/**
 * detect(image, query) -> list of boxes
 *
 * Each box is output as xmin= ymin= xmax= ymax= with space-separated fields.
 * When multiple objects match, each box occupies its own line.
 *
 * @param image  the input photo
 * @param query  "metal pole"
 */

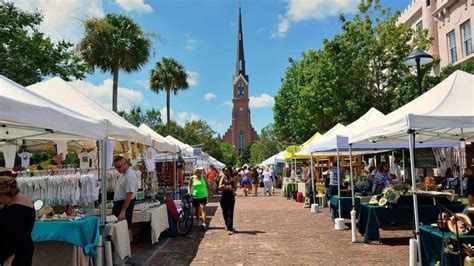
xmin=310 ymin=152 xmax=315 ymax=204
xmin=337 ymin=148 xmax=341 ymax=219
xmin=416 ymin=58 xmax=422 ymax=96
xmin=409 ymin=131 xmax=422 ymax=265
xmin=99 ymin=139 xmax=107 ymax=266
xmin=402 ymin=149 xmax=406 ymax=182
xmin=349 ymin=144 xmax=357 ymax=242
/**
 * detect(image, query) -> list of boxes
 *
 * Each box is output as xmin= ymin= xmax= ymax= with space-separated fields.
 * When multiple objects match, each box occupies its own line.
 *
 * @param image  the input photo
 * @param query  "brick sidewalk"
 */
xmin=144 ymin=189 xmax=411 ymax=265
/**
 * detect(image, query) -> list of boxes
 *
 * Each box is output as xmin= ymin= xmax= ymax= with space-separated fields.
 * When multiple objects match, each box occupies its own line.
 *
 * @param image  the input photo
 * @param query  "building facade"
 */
xmin=222 ymin=5 xmax=259 ymax=154
xmin=398 ymin=0 xmax=473 ymax=73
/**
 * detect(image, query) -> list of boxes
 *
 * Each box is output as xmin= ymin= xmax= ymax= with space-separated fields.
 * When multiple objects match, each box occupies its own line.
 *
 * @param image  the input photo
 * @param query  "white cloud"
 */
xmin=69 ymin=79 xmax=143 ymax=111
xmin=223 ymin=100 xmax=233 ymax=107
xmin=15 ymin=0 xmax=105 ymax=43
xmin=134 ymin=79 xmax=149 ymax=89
xmin=273 ymin=0 xmax=358 ymax=38
xmin=185 ymin=35 xmax=198 ymax=50
xmin=204 ymin=93 xmax=216 ymax=101
xmin=159 ymin=107 xmax=199 ymax=126
xmin=115 ymin=0 xmax=153 ymax=13
xmin=186 ymin=71 xmax=199 ymax=87
xmin=176 ymin=112 xmax=200 ymax=126
xmin=249 ymin=93 xmax=275 ymax=108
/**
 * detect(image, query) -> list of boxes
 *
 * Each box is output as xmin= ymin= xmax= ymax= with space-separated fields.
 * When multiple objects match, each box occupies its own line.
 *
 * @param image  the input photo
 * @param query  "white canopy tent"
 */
xmin=138 ymin=124 xmax=177 ymax=153
xmin=0 ymin=75 xmax=106 ymax=140
xmin=260 ymin=151 xmax=286 ymax=166
xmin=27 ymin=77 xmax=152 ymax=146
xmin=165 ymin=135 xmax=196 ymax=158
xmin=349 ymin=70 xmax=473 ymax=265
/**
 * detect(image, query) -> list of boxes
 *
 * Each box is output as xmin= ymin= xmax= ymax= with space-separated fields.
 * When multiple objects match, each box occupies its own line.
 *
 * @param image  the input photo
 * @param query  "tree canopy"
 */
xmin=0 ymin=2 xmax=90 ymax=86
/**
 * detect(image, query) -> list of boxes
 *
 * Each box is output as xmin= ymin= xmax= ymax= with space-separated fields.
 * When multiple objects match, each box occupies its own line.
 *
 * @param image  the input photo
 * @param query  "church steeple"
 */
xmin=235 ymin=2 xmax=248 ymax=82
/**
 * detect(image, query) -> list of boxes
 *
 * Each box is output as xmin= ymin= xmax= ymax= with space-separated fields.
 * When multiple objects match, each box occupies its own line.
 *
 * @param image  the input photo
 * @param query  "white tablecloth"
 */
xmin=105 ymin=220 xmax=131 ymax=263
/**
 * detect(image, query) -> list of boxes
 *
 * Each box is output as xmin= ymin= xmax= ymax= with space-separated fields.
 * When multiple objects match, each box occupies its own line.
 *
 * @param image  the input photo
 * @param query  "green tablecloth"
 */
xmin=283 ymin=182 xmax=298 ymax=199
xmin=330 ymin=196 xmax=361 ymax=220
xmin=357 ymin=203 xmax=466 ymax=243
xmin=420 ymin=225 xmax=474 ymax=266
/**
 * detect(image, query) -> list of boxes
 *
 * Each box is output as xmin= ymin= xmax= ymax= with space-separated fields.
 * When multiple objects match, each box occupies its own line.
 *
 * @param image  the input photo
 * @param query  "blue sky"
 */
xmin=16 ymin=0 xmax=412 ymax=135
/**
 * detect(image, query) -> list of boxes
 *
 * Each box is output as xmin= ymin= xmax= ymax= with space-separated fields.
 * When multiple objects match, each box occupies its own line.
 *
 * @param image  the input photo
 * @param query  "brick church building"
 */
xmin=222 ymin=5 xmax=259 ymax=154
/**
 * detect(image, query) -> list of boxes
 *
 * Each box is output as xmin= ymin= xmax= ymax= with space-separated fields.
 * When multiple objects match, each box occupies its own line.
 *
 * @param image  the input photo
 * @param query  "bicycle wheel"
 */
xmin=176 ymin=208 xmax=193 ymax=236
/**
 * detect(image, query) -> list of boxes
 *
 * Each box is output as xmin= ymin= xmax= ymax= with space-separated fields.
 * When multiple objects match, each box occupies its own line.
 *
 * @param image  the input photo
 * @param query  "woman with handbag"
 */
xmin=219 ymin=166 xmax=237 ymax=235
xmin=188 ymin=167 xmax=210 ymax=230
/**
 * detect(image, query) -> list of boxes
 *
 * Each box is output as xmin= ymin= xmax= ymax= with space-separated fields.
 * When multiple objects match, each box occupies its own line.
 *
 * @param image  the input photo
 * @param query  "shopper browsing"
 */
xmin=0 ymin=168 xmax=36 ymax=266
xmin=112 ymin=156 xmax=138 ymax=234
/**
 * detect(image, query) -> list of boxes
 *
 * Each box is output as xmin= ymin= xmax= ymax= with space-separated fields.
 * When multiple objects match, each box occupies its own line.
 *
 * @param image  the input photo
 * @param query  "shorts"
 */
xmin=112 ymin=199 xmax=135 ymax=228
xmin=192 ymin=197 xmax=208 ymax=206
xmin=242 ymin=179 xmax=251 ymax=186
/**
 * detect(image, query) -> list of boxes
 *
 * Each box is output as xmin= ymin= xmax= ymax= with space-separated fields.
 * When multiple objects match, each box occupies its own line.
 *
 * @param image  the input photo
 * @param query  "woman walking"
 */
xmin=188 ymin=167 xmax=210 ymax=230
xmin=263 ymin=167 xmax=274 ymax=196
xmin=251 ymin=168 xmax=259 ymax=196
xmin=219 ymin=166 xmax=237 ymax=235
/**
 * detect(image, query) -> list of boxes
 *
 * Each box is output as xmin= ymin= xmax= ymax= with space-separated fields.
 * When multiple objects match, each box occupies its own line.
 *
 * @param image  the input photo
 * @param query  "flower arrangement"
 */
xmin=424 ymin=176 xmax=436 ymax=190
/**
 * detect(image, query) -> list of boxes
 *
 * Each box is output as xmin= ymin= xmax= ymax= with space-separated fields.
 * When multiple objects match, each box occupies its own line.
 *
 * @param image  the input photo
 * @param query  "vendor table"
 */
xmin=420 ymin=225 xmax=474 ymax=266
xmin=330 ymin=196 xmax=361 ymax=220
xmin=105 ymin=220 xmax=131 ymax=263
xmin=283 ymin=182 xmax=298 ymax=199
xmin=357 ymin=203 xmax=465 ymax=243
xmin=31 ymin=215 xmax=99 ymax=266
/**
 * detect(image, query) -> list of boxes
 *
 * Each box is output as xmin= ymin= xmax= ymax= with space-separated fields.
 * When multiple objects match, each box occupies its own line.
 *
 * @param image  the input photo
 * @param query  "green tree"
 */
xmin=78 ymin=14 xmax=152 ymax=112
xmin=149 ymin=57 xmax=190 ymax=135
xmin=118 ymin=106 xmax=162 ymax=128
xmin=273 ymin=0 xmax=430 ymax=144
xmin=219 ymin=143 xmax=237 ymax=167
xmin=250 ymin=124 xmax=283 ymax=165
xmin=0 ymin=2 xmax=90 ymax=85
xmin=237 ymin=143 xmax=252 ymax=167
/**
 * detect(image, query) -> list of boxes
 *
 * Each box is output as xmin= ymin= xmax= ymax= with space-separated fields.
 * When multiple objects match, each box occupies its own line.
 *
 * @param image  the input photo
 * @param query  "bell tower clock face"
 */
xmin=239 ymin=106 xmax=243 ymax=111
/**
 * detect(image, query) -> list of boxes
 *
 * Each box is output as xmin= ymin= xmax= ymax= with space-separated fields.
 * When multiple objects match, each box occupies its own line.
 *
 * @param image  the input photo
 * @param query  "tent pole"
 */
xmin=99 ymin=139 xmax=107 ymax=266
xmin=409 ymin=131 xmax=422 ymax=266
xmin=337 ymin=148 xmax=341 ymax=219
xmin=402 ymin=149 xmax=406 ymax=182
xmin=349 ymin=144 xmax=357 ymax=242
xmin=310 ymin=152 xmax=315 ymax=205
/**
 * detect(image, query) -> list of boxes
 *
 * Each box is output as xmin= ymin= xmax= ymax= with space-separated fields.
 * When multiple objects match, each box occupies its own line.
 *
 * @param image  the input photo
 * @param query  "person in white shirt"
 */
xmin=262 ymin=167 xmax=274 ymax=196
xmin=112 ymin=156 xmax=138 ymax=232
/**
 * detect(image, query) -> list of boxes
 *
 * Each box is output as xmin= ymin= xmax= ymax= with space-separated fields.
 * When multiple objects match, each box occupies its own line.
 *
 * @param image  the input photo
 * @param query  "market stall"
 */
xmin=349 ymin=70 xmax=474 ymax=264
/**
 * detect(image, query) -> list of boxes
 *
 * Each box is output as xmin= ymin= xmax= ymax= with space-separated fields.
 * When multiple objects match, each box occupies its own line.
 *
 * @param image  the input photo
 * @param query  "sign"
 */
xmin=415 ymin=148 xmax=437 ymax=168
xmin=193 ymin=148 xmax=202 ymax=157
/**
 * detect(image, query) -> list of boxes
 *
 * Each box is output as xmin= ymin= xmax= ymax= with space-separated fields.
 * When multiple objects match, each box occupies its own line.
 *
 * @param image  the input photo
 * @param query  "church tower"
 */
xmin=222 ymin=5 xmax=258 ymax=155
xmin=222 ymin=4 xmax=259 ymax=154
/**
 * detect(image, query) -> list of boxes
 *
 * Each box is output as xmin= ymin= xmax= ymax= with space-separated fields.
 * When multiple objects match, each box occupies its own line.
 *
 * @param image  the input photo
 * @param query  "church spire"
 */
xmin=235 ymin=2 xmax=248 ymax=81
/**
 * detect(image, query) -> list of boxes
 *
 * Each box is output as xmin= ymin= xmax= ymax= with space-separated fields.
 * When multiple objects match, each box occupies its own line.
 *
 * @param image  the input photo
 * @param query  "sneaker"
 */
xmin=228 ymin=230 xmax=233 ymax=235
xmin=201 ymin=223 xmax=207 ymax=231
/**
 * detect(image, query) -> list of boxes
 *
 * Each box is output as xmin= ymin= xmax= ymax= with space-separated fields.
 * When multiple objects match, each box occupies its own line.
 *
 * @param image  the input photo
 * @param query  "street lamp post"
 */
xmin=403 ymin=49 xmax=433 ymax=96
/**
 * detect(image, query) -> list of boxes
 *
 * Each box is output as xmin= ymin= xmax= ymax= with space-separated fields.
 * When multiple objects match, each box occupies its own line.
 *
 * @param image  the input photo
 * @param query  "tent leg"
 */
xmin=337 ymin=149 xmax=341 ymax=219
xmin=349 ymin=144 xmax=356 ymax=242
xmin=409 ymin=131 xmax=422 ymax=266
xmin=310 ymin=152 xmax=315 ymax=205
xmin=99 ymin=139 xmax=107 ymax=266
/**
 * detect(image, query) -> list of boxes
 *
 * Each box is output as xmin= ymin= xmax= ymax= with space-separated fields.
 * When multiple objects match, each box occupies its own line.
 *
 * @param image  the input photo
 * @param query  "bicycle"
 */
xmin=176 ymin=194 xmax=194 ymax=236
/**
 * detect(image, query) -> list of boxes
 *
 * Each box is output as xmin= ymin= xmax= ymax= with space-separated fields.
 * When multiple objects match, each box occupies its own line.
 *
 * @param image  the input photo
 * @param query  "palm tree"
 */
xmin=149 ymin=57 xmax=189 ymax=135
xmin=78 ymin=14 xmax=152 ymax=112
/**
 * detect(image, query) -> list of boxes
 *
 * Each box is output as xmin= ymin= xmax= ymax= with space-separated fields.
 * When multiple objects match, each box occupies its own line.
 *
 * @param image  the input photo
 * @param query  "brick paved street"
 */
xmin=141 ymin=189 xmax=411 ymax=265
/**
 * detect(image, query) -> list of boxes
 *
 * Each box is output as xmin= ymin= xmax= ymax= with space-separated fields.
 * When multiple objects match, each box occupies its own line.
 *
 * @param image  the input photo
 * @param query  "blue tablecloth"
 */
xmin=330 ymin=196 xmax=361 ymax=220
xmin=357 ymin=203 xmax=465 ymax=243
xmin=420 ymin=225 xmax=474 ymax=266
xmin=32 ymin=216 xmax=99 ymax=257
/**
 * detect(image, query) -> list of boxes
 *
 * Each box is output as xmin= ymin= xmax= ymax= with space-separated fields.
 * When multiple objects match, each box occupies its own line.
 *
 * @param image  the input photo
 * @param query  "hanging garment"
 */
xmin=1 ymin=143 xmax=17 ymax=168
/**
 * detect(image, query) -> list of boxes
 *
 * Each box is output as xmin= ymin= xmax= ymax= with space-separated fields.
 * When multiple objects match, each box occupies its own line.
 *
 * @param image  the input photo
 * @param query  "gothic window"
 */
xmin=237 ymin=83 xmax=244 ymax=96
xmin=239 ymin=132 xmax=245 ymax=152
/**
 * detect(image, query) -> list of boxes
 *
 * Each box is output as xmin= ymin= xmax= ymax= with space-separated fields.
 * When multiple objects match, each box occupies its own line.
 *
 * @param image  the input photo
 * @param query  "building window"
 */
xmin=416 ymin=21 xmax=423 ymax=31
xmin=461 ymin=20 xmax=472 ymax=57
xmin=237 ymin=83 xmax=244 ymax=96
xmin=239 ymin=132 xmax=245 ymax=153
xmin=426 ymin=0 xmax=430 ymax=6
xmin=447 ymin=30 xmax=457 ymax=64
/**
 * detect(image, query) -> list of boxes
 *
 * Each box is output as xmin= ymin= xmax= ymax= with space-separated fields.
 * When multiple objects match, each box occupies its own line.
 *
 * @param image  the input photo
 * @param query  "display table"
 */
xmin=283 ymin=182 xmax=298 ymax=199
xmin=105 ymin=220 xmax=131 ymax=263
xmin=357 ymin=203 xmax=465 ymax=243
xmin=330 ymin=196 xmax=361 ymax=220
xmin=420 ymin=225 xmax=474 ymax=266
xmin=31 ymin=216 xmax=99 ymax=266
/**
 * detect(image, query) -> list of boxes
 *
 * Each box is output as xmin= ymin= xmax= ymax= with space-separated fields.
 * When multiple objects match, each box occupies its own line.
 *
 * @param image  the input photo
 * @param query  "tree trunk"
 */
xmin=166 ymin=88 xmax=171 ymax=135
xmin=112 ymin=64 xmax=119 ymax=113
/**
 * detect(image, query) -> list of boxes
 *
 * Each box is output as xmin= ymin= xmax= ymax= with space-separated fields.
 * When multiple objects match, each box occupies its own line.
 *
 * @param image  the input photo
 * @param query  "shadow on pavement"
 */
xmin=234 ymin=230 xmax=266 ymax=235
xmin=380 ymin=237 xmax=412 ymax=246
